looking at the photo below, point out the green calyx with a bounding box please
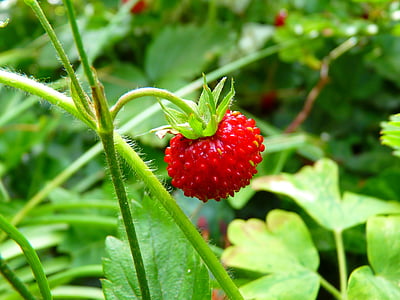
[158,77,235,140]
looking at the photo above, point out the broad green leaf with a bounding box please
[240,271,320,300]
[102,195,210,299]
[145,25,233,82]
[252,158,400,230]
[348,216,400,300]
[222,210,319,299]
[222,209,319,273]
[367,216,400,283]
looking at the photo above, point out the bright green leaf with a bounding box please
[367,216,400,283]
[240,270,320,300]
[348,216,400,300]
[252,159,400,230]
[222,209,319,273]
[381,113,400,157]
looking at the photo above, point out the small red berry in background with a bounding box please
[260,90,278,114]
[164,110,265,202]
[122,0,147,14]
[274,10,287,27]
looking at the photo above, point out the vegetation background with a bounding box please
[1,0,400,299]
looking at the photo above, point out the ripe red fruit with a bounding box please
[164,110,265,202]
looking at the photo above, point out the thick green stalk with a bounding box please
[23,0,94,122]
[62,0,96,87]
[99,131,151,300]
[0,214,52,300]
[114,134,244,300]
[0,254,36,300]
[334,230,348,300]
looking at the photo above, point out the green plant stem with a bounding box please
[99,131,151,300]
[319,274,342,300]
[111,87,198,120]
[24,0,94,122]
[0,69,95,129]
[114,134,244,300]
[0,214,52,300]
[0,254,36,300]
[334,230,348,300]
[62,0,96,87]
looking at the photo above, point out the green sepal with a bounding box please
[202,115,218,137]
[216,78,235,123]
[155,76,235,139]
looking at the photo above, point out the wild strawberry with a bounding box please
[164,110,264,202]
[157,77,265,202]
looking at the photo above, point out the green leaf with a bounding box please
[222,210,319,273]
[381,113,400,157]
[145,25,233,82]
[222,210,319,299]
[102,195,210,299]
[348,266,400,300]
[348,216,400,300]
[252,158,400,230]
[240,271,320,300]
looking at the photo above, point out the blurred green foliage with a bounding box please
[1,0,400,299]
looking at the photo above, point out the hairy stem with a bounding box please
[334,230,348,300]
[114,134,244,300]
[0,254,36,300]
[24,0,94,121]
[62,0,96,87]
[0,214,52,300]
[99,131,151,299]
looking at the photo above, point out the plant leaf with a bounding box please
[252,158,400,230]
[381,113,400,157]
[102,195,210,299]
[240,270,320,300]
[222,210,320,299]
[348,216,400,300]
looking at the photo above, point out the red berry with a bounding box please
[274,10,287,27]
[122,0,147,14]
[164,111,265,202]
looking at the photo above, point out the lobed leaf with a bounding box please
[348,216,400,299]
[252,158,400,230]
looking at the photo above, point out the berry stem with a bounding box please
[93,78,151,299]
[114,134,245,300]
[110,87,200,121]
[99,131,152,300]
